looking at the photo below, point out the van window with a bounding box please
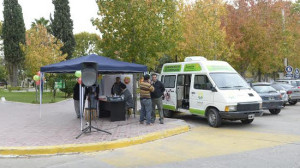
[194,75,212,90]
[163,75,176,88]
[177,75,184,86]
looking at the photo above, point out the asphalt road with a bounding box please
[1,104,300,168]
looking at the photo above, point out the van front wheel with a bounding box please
[163,109,173,118]
[207,108,222,128]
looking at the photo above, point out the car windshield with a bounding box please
[278,83,293,89]
[253,85,277,93]
[209,73,250,90]
[271,84,284,90]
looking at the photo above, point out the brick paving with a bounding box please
[0,99,187,147]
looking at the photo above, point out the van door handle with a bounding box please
[191,92,195,94]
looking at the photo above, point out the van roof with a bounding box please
[161,60,236,74]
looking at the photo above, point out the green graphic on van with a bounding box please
[163,104,176,110]
[206,65,235,72]
[198,92,204,100]
[184,63,202,72]
[189,108,205,116]
[163,65,181,72]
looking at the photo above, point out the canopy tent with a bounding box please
[40,54,147,73]
[39,54,147,131]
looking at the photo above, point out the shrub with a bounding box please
[59,80,76,97]
[8,86,21,92]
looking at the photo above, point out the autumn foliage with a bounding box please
[21,25,67,76]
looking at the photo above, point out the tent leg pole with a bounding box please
[80,84,82,131]
[39,73,43,119]
[133,73,138,118]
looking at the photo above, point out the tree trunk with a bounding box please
[8,64,19,87]
[258,69,262,82]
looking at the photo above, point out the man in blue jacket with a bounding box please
[151,73,165,124]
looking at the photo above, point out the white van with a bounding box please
[160,56,263,127]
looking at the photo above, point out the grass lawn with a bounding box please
[0,89,69,104]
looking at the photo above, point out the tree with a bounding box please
[92,0,180,71]
[31,17,51,32]
[50,0,76,60]
[174,0,232,62]
[224,0,300,80]
[2,0,26,86]
[21,25,67,77]
[73,32,102,58]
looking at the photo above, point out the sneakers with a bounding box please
[160,119,164,124]
[139,121,144,124]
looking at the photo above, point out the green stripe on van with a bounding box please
[163,65,181,72]
[206,65,235,72]
[189,108,205,116]
[184,63,202,72]
[163,104,176,110]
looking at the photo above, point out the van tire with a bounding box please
[269,109,281,115]
[163,109,173,118]
[207,108,222,128]
[289,100,297,105]
[241,119,254,124]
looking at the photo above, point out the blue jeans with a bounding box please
[140,98,152,124]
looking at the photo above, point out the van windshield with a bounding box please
[210,73,250,90]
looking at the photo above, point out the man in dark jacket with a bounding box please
[120,84,134,118]
[111,77,126,96]
[151,73,165,124]
[73,83,88,118]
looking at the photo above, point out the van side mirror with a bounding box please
[211,86,217,92]
[207,83,217,92]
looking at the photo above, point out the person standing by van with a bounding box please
[140,74,155,125]
[151,73,165,124]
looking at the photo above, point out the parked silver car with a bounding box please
[270,83,288,106]
[272,83,300,105]
[275,79,300,89]
[252,83,284,115]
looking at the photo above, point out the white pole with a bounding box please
[80,83,82,131]
[82,86,85,128]
[39,72,43,119]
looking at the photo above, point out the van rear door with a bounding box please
[162,75,177,111]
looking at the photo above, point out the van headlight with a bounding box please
[225,105,237,112]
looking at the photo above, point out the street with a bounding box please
[1,104,300,168]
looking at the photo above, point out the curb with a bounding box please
[0,125,190,156]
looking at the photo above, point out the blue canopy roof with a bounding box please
[40,54,147,73]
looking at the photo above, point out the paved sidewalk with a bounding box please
[0,99,187,147]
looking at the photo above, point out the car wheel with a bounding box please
[163,109,173,118]
[289,100,298,105]
[269,109,281,115]
[207,108,222,128]
[241,119,254,124]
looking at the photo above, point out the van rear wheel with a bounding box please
[241,119,254,124]
[207,108,222,128]
[163,109,174,118]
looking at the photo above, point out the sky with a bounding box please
[0,0,100,34]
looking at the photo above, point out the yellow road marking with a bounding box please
[97,127,300,167]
